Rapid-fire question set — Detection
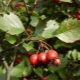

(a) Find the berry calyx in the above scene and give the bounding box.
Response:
[41,77,47,80]
[14,58,21,63]
[26,28,31,34]
[29,54,39,66]
[38,52,48,64]
[46,50,58,61]
[53,58,61,66]
[77,15,80,20]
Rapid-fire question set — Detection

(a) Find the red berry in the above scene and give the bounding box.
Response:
[77,15,80,20]
[42,77,47,80]
[53,58,61,66]
[24,52,32,57]
[22,77,28,80]
[78,10,80,15]
[66,78,72,80]
[68,11,72,15]
[54,0,60,3]
[26,28,31,34]
[29,54,39,66]
[46,50,58,61]
[14,58,21,63]
[15,3,23,7]
[70,63,74,67]
[38,52,48,64]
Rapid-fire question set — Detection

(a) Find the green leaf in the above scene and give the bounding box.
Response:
[58,68,66,79]
[56,18,80,43]
[77,52,80,60]
[30,16,39,27]
[73,68,80,76]
[35,19,59,38]
[5,34,16,44]
[33,67,43,77]
[60,0,72,3]
[71,49,78,61]
[0,66,3,74]
[10,62,25,77]
[0,13,25,35]
[47,74,58,80]
[22,41,34,51]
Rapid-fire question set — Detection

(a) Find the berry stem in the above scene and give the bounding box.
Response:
[42,41,52,49]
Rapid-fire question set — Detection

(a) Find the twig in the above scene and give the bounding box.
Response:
[2,57,9,70]
[4,0,12,12]
[0,37,31,57]
[42,41,52,49]
[31,0,38,13]
[23,0,31,28]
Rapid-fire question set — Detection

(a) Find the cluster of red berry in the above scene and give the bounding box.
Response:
[68,10,80,20]
[29,50,61,66]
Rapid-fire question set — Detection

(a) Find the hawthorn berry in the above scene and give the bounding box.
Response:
[78,10,80,15]
[14,58,21,63]
[26,28,31,34]
[46,50,58,61]
[53,58,61,66]
[22,77,28,80]
[29,54,39,66]
[15,3,22,7]
[41,77,47,80]
[24,51,32,57]
[38,52,48,64]
[70,63,74,67]
[77,15,80,20]
[14,3,23,10]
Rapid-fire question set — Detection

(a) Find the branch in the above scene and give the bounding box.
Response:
[0,37,31,58]
[31,0,38,13]
[4,0,12,12]
[2,57,9,70]
[23,0,31,28]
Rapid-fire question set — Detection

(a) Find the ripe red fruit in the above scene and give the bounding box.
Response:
[26,28,31,34]
[14,58,21,63]
[78,10,80,15]
[54,0,60,3]
[46,50,58,61]
[53,58,61,66]
[38,52,48,64]
[41,77,47,80]
[29,54,39,66]
[77,15,80,20]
